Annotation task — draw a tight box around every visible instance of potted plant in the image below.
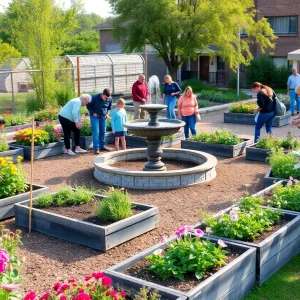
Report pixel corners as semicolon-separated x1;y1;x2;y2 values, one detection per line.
105;226;256;299
2;112;31;133
11;122;66;160
0;131;23;163
34;107;60;126
0;156;48;219
181;129;253;157
264;149;300;187
224;101;290;127
15;187;158;252
246;135;300;162
195;195;300;284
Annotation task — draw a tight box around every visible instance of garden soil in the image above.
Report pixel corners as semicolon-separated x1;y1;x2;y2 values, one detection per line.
1;150;269;295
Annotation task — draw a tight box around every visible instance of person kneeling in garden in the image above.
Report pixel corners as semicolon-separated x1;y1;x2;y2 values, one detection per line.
58;94;91;155
111;98;128;151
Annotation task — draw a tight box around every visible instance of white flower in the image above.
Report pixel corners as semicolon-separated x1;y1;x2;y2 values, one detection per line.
218;239;227;248
230;214;238;222
284;201;288;205
153;249;163;256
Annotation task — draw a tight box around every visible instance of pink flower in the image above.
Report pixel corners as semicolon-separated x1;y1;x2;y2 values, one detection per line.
53;283;61;291
68;279;76;283
184;225;193;231
1;284;19;291
24;291;36;300
288;180;293;185
194;229;204;238
92;272;104;279
39;292;51;300
84;276;92;281
56;289;63;295
74;293;90;300
60;284;70;291
60;296;66;300
289;176;294;181
102;276;112;287
0;249;9;263
206;227;213;234
160;236;167;243
120;291;126;297
218;239;227;248
78;289;85;293
110;290;117;296
230;213;238;222
0;263;7;273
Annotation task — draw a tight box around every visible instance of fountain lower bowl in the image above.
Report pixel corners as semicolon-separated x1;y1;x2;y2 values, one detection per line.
93;148;217;190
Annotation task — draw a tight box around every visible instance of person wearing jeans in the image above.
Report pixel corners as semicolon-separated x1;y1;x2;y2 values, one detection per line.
58;94;91;155
287;68;300;116
87;88;112;154
177;86;199;139
251;82;276;142
162;75;182;119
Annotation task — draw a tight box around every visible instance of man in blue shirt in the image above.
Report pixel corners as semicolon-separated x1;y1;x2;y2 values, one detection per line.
287;68;300;116
87;88;112;154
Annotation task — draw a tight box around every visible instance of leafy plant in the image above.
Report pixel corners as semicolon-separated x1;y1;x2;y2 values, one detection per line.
198;90;248;103
94;187;133;222
0;132;9;152
202;196;282;241
35;186;96;208
161;134;176;141
80;115;92;137
181;79;203;93
2;113;28;127
268;149;300;179
268;179;300;212
229;101;257;114
197;99;211;108
280;136;300;150
55;86;75;107
37;121;62;143
34;107;59;122
189;130;242;145
25;93;43;114
146;226;228;280
14;128;50;146
0;156;27;199
256;136;300;150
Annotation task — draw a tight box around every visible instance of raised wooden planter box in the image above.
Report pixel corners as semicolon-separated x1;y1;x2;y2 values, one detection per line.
224;112;291;127
194;209;300;285
125;131;184;148
3;123;31;133
15;194;158;252
181;138;253;158
76;132;114;150
264;169;287;188
0;146;23;163
246;144;271;162
10;140;68;160
104;235;256;300
0;184;48;220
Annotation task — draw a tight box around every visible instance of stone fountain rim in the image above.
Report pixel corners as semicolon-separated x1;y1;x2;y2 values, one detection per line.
124;119;186;130
93;148;217;177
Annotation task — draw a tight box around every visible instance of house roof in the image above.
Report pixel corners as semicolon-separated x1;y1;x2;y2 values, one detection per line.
93;21;113;31
288;49;300;61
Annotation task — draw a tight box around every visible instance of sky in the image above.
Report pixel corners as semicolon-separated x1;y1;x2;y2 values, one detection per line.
0;0;113;17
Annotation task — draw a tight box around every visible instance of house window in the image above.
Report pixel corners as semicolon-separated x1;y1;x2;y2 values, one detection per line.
267;16;298;34
240;29;247;36
217;57;225;71
272;57;288;67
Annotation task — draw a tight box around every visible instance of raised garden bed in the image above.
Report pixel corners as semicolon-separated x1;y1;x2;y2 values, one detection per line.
3;123;31;133
104;235;256;300
0;184;48;220
264;169;286;188
10;140;69;160
245;144;290;162
14;193;158;252
125;131;184;148
75;132;114;150
0;146;23;163
194;208;300;285
224;112;291;127
36;119;59;127
181;138;253;158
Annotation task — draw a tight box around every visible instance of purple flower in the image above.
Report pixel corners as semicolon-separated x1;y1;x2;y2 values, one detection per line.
0;249;9;264
230;213;238;222
218;239;227;248
184;225;193;231
194;229;204;238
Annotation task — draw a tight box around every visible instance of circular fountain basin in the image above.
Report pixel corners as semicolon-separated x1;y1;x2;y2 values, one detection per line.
93;148;217;190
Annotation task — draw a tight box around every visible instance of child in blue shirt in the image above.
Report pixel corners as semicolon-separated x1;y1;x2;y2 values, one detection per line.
111;98;128;151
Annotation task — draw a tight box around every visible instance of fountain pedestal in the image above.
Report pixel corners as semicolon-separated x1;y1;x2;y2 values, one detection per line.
144;138;165;171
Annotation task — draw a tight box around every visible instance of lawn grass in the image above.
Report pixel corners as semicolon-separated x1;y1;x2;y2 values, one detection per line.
244;253;300;300
0;92;29;113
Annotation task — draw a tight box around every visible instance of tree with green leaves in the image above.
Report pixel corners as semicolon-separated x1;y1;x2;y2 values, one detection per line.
109;0;276;79
0;39;21;67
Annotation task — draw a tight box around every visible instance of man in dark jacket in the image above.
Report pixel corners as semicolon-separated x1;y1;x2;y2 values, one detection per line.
87;88;112;154
132;74;148;119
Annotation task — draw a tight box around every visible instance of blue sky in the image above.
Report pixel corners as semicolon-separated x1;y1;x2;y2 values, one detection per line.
0;0;113;17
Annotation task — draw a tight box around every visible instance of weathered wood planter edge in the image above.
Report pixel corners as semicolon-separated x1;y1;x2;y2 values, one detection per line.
264;169;287;188
0;184;48;220
105;235;256;300
181;138;253;158
14;194;158;252
76;132;114;150
194;206;300;285
0;146;24;163
224;111;291;127
3;123;31;133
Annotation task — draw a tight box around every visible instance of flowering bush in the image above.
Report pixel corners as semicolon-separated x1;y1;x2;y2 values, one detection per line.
146;226;228;280
14;128;50;146
24;274;160;300
0;132;9;152
228;101;257;114
0;156;27;199
202;196;282;241
268;149;300;179
34;107;59;122
256;135;300;150
189;130;242;145
0;226;23;300
80;116;92;137
267;178;300;211
2;113;28;127
37;122;62;143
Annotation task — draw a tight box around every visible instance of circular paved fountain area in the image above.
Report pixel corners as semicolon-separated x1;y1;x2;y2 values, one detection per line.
93;148;217;189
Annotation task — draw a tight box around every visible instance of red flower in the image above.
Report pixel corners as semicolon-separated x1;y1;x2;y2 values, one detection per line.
110;290;117;296
102;276;112;287
60;296;66;300
85;275;92;281
68;279;76;283
120;291;126;297
39;292;51;300
78;289;85;293
24;291;36;300
92;272;104;279
61;284;70;291
74;293;91;300
53;283;61;291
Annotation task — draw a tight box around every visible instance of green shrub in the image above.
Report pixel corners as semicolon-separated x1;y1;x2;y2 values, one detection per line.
227;74;244;89
34;107;59;121
256;136;300;150
55;86;75;107
198;90;248;103
203;196;282;241
94;187;133;222
197;100;211;108
181;79;203;93
25;93;43;113
162;134;176;141
190;130;242;145
2;112;28;126
229;101;257;114
0;132;9;152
